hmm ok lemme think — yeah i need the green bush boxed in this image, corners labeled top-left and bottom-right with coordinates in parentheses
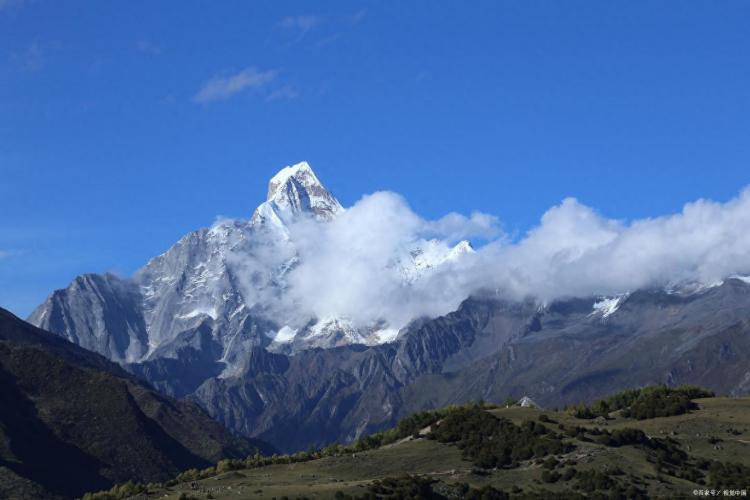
top-left (708, 461), bottom-right (750, 489)
top-left (570, 385), bottom-right (714, 420)
top-left (81, 481), bottom-right (149, 500)
top-left (561, 467), bottom-right (577, 481)
top-left (429, 407), bottom-right (574, 468)
top-left (541, 470), bottom-right (561, 483)
top-left (360, 476), bottom-right (509, 499)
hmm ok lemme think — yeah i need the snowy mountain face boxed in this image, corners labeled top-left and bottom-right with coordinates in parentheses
top-left (257, 163), bottom-right (342, 224)
top-left (29, 162), bottom-right (470, 368)
top-left (395, 238), bottom-right (474, 284)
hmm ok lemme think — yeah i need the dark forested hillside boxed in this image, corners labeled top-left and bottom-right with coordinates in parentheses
top-left (0, 308), bottom-right (273, 500)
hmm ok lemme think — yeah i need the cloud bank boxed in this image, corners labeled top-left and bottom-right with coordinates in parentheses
top-left (488, 190), bottom-right (750, 301)
top-left (228, 186), bottom-right (750, 333)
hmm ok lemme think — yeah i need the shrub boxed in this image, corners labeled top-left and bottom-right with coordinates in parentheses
top-left (570, 385), bottom-right (714, 420)
top-left (708, 461), bottom-right (750, 490)
top-left (429, 407), bottom-right (574, 468)
top-left (561, 467), bottom-right (577, 481)
top-left (541, 470), bottom-right (561, 483)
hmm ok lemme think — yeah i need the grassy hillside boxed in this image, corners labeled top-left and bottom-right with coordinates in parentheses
top-left (85, 387), bottom-right (750, 499)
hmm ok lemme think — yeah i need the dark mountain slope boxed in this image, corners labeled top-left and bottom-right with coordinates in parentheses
top-left (183, 282), bottom-right (750, 453)
top-left (0, 308), bottom-right (273, 500)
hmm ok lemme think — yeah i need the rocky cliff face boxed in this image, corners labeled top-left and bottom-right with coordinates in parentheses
top-left (162, 280), bottom-right (750, 452)
top-left (27, 273), bottom-right (148, 363)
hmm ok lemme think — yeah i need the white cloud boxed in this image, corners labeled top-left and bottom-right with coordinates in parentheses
top-left (226, 192), bottom-right (501, 331)
top-left (193, 67), bottom-right (277, 103)
top-left (226, 184), bottom-right (750, 335)
top-left (425, 211), bottom-right (501, 242)
top-left (277, 15), bottom-right (320, 38)
top-left (471, 189), bottom-right (750, 302)
top-left (266, 85), bottom-right (299, 102)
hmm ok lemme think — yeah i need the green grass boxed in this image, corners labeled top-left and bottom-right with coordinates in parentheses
top-left (85, 396), bottom-right (750, 499)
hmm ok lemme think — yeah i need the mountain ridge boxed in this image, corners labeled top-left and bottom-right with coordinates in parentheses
top-left (23, 163), bottom-right (750, 454)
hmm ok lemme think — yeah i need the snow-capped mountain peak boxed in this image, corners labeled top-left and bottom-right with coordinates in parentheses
top-left (448, 240), bottom-right (474, 259)
top-left (267, 161), bottom-right (318, 199)
top-left (253, 161), bottom-right (342, 227)
top-left (29, 161), bottom-right (479, 365)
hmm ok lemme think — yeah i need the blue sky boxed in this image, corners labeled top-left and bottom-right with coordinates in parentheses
top-left (2, 1), bottom-right (750, 317)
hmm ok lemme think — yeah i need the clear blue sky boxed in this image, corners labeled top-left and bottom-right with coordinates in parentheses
top-left (2, 1), bottom-right (750, 317)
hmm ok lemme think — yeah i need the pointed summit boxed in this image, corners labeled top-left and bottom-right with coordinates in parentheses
top-left (449, 240), bottom-right (474, 259)
top-left (252, 161), bottom-right (342, 228)
top-left (267, 161), bottom-right (317, 200)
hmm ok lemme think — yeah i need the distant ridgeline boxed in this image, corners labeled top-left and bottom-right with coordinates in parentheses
top-left (84, 385), bottom-right (750, 500)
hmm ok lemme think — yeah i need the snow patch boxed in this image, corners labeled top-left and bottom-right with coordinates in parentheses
top-left (374, 327), bottom-right (400, 343)
top-left (274, 325), bottom-right (298, 343)
top-left (665, 280), bottom-right (724, 296)
top-left (591, 294), bottom-right (629, 318)
top-left (176, 307), bottom-right (218, 320)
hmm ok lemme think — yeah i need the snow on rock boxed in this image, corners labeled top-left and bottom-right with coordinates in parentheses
top-left (273, 325), bottom-right (298, 343)
top-left (374, 327), bottom-right (400, 343)
top-left (516, 396), bottom-right (541, 408)
top-left (252, 160), bottom-right (342, 227)
top-left (176, 308), bottom-right (218, 320)
top-left (590, 293), bottom-right (629, 319)
top-left (397, 239), bottom-right (473, 284)
top-left (664, 280), bottom-right (725, 296)
top-left (448, 240), bottom-right (474, 260)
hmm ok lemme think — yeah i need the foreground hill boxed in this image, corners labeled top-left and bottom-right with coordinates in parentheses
top-left (0, 308), bottom-right (273, 500)
top-left (87, 387), bottom-right (750, 499)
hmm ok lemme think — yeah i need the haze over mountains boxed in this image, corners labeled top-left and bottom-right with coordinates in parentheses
top-left (26, 163), bottom-right (750, 452)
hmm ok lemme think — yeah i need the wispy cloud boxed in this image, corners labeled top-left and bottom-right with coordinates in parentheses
top-left (0, 250), bottom-right (15, 259)
top-left (277, 15), bottom-right (320, 39)
top-left (13, 42), bottom-right (44, 71)
top-left (226, 184), bottom-right (750, 333)
top-left (266, 85), bottom-right (299, 102)
top-left (0, 0), bottom-right (27, 11)
top-left (193, 67), bottom-right (278, 104)
top-left (135, 39), bottom-right (162, 55)
top-left (344, 9), bottom-right (367, 26)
